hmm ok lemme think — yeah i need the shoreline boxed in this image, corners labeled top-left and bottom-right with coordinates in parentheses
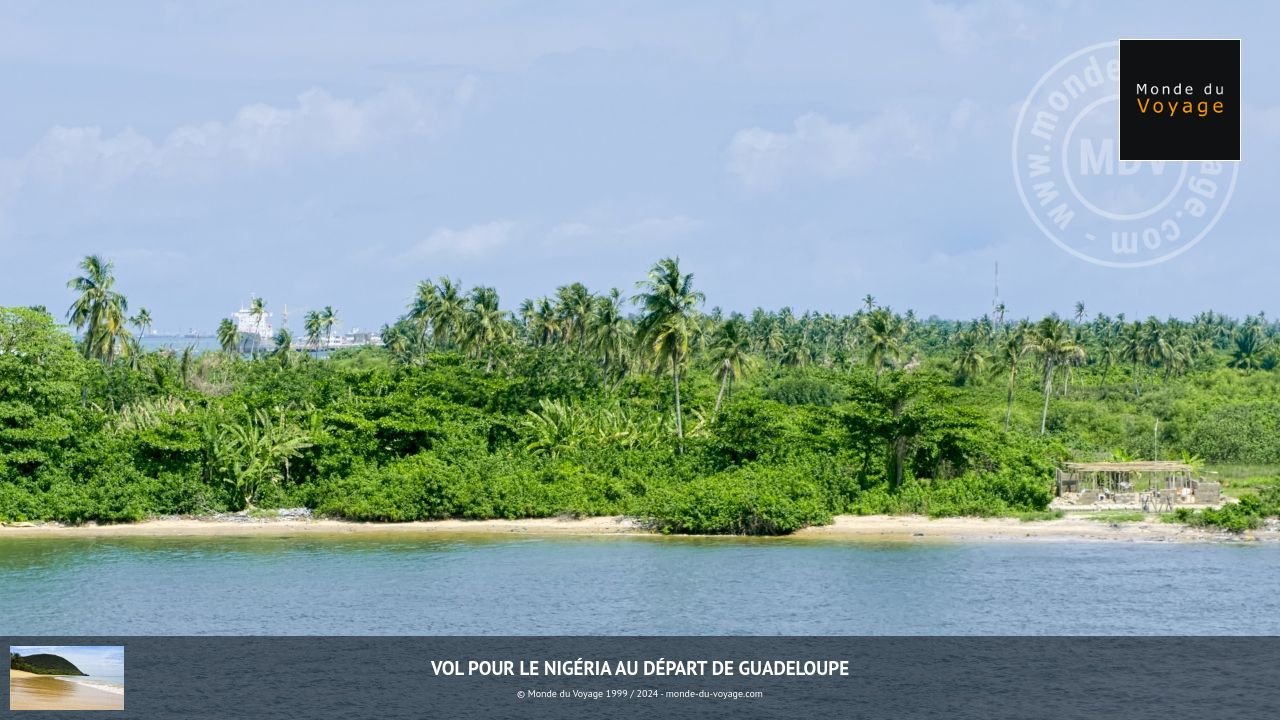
top-left (9, 669), bottom-right (124, 711)
top-left (1, 513), bottom-right (1273, 543)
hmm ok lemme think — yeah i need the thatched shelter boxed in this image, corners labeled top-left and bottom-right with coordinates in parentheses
top-left (1055, 461), bottom-right (1216, 508)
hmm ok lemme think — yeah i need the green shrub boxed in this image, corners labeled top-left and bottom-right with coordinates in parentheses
top-left (847, 471), bottom-right (1053, 518)
top-left (762, 376), bottom-right (847, 407)
top-left (1177, 494), bottom-right (1273, 533)
top-left (644, 464), bottom-right (832, 535)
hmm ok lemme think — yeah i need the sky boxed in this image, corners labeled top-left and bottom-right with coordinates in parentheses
top-left (0, 1), bottom-right (1277, 334)
top-left (11, 645), bottom-right (125, 677)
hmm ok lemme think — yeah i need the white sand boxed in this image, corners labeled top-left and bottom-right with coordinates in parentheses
top-left (10, 669), bottom-right (124, 711)
top-left (1, 513), bottom-right (1271, 542)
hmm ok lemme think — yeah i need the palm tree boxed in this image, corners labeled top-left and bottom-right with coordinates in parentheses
top-left (1073, 301), bottom-right (1087, 324)
top-left (1119, 321), bottom-right (1149, 395)
top-left (1094, 321), bottom-right (1120, 388)
top-left (633, 257), bottom-right (704, 447)
top-left (320, 306), bottom-right (338, 348)
top-left (408, 279), bottom-right (437, 345)
top-left (179, 345), bottom-right (194, 389)
top-left (67, 254), bottom-right (132, 362)
top-left (859, 307), bottom-right (905, 382)
top-left (462, 286), bottom-right (511, 370)
top-left (588, 289), bottom-right (629, 379)
top-left (1025, 316), bottom-right (1084, 434)
top-left (130, 307), bottom-right (153, 337)
top-left (526, 297), bottom-right (559, 346)
top-left (217, 318), bottom-right (240, 354)
top-left (381, 323), bottom-right (411, 358)
top-left (1228, 324), bottom-right (1270, 370)
top-left (555, 282), bottom-right (595, 346)
top-left (997, 322), bottom-right (1029, 430)
top-left (709, 318), bottom-right (756, 413)
top-left (271, 328), bottom-right (296, 366)
top-left (952, 329), bottom-right (988, 385)
top-left (431, 278), bottom-right (466, 348)
top-left (248, 297), bottom-right (267, 352)
top-left (303, 310), bottom-right (324, 351)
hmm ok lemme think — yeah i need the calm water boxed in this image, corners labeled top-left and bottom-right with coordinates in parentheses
top-left (67, 675), bottom-right (126, 695)
top-left (1, 535), bottom-right (1278, 635)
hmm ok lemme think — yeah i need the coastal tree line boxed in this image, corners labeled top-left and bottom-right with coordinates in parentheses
top-left (5, 253), bottom-right (1280, 532)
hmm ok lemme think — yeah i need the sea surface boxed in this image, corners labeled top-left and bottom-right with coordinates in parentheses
top-left (1, 535), bottom-right (1278, 635)
top-left (66, 675), bottom-right (126, 695)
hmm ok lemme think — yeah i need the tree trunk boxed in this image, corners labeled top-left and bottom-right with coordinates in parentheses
top-left (891, 436), bottom-right (907, 488)
top-left (713, 361), bottom-right (730, 414)
top-left (672, 355), bottom-right (684, 451)
top-left (889, 399), bottom-right (907, 488)
top-left (1039, 359), bottom-right (1055, 434)
top-left (1004, 366), bottom-right (1016, 431)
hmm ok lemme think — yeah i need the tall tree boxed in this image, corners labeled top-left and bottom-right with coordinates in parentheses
top-left (431, 278), bottom-right (466, 349)
top-left (217, 318), bottom-right (240, 354)
top-left (633, 257), bottom-right (704, 447)
top-left (66, 254), bottom-right (131, 362)
top-left (859, 307), bottom-right (906, 382)
top-left (554, 282), bottom-right (595, 347)
top-left (321, 306), bottom-right (338, 348)
top-left (589, 288), bottom-right (629, 379)
top-left (709, 318), bottom-right (756, 414)
top-left (248, 297), bottom-right (267, 353)
top-left (1025, 316), bottom-right (1084, 434)
top-left (997, 322), bottom-right (1029, 430)
top-left (271, 328), bottom-right (296, 367)
top-left (1228, 324), bottom-right (1270, 371)
top-left (462, 286), bottom-right (511, 370)
top-left (130, 307), bottom-right (153, 337)
top-left (408, 280), bottom-right (437, 347)
top-left (952, 329), bottom-right (988, 386)
top-left (303, 310), bottom-right (324, 351)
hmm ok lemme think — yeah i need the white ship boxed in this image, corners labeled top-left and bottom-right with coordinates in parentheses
top-left (233, 300), bottom-right (274, 348)
top-left (227, 298), bottom-right (381, 351)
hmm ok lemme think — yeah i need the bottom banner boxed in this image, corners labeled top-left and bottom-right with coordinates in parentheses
top-left (6, 637), bottom-right (1278, 719)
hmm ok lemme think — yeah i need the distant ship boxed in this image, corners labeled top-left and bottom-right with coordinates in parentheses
top-left (233, 303), bottom-right (274, 346)
top-left (230, 299), bottom-right (380, 350)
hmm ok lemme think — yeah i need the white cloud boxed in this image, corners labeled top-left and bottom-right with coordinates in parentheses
top-left (1247, 105), bottom-right (1280, 140)
top-left (926, 1), bottom-right (1044, 55)
top-left (927, 3), bottom-right (983, 55)
top-left (727, 111), bottom-right (926, 191)
top-left (548, 214), bottom-right (699, 244)
top-left (405, 221), bottom-right (516, 260)
top-left (4, 86), bottom-right (442, 194)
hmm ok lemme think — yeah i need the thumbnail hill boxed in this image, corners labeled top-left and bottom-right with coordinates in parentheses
top-left (10, 653), bottom-right (87, 676)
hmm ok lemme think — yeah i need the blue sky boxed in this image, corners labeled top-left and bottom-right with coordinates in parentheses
top-left (11, 645), bottom-right (124, 677)
top-left (0, 1), bottom-right (1277, 333)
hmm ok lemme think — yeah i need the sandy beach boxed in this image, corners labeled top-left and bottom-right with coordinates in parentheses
top-left (0, 513), bottom-right (1273, 543)
top-left (9, 669), bottom-right (124, 711)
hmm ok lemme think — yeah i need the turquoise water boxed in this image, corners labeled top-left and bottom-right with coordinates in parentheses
top-left (68, 675), bottom-right (125, 695)
top-left (1, 535), bottom-right (1278, 635)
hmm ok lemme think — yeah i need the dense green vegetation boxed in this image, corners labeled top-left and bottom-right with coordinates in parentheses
top-left (2, 254), bottom-right (1280, 533)
top-left (1171, 487), bottom-right (1280, 533)
top-left (10, 653), bottom-right (86, 676)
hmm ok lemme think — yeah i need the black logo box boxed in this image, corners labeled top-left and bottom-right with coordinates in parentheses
top-left (1119, 39), bottom-right (1240, 161)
